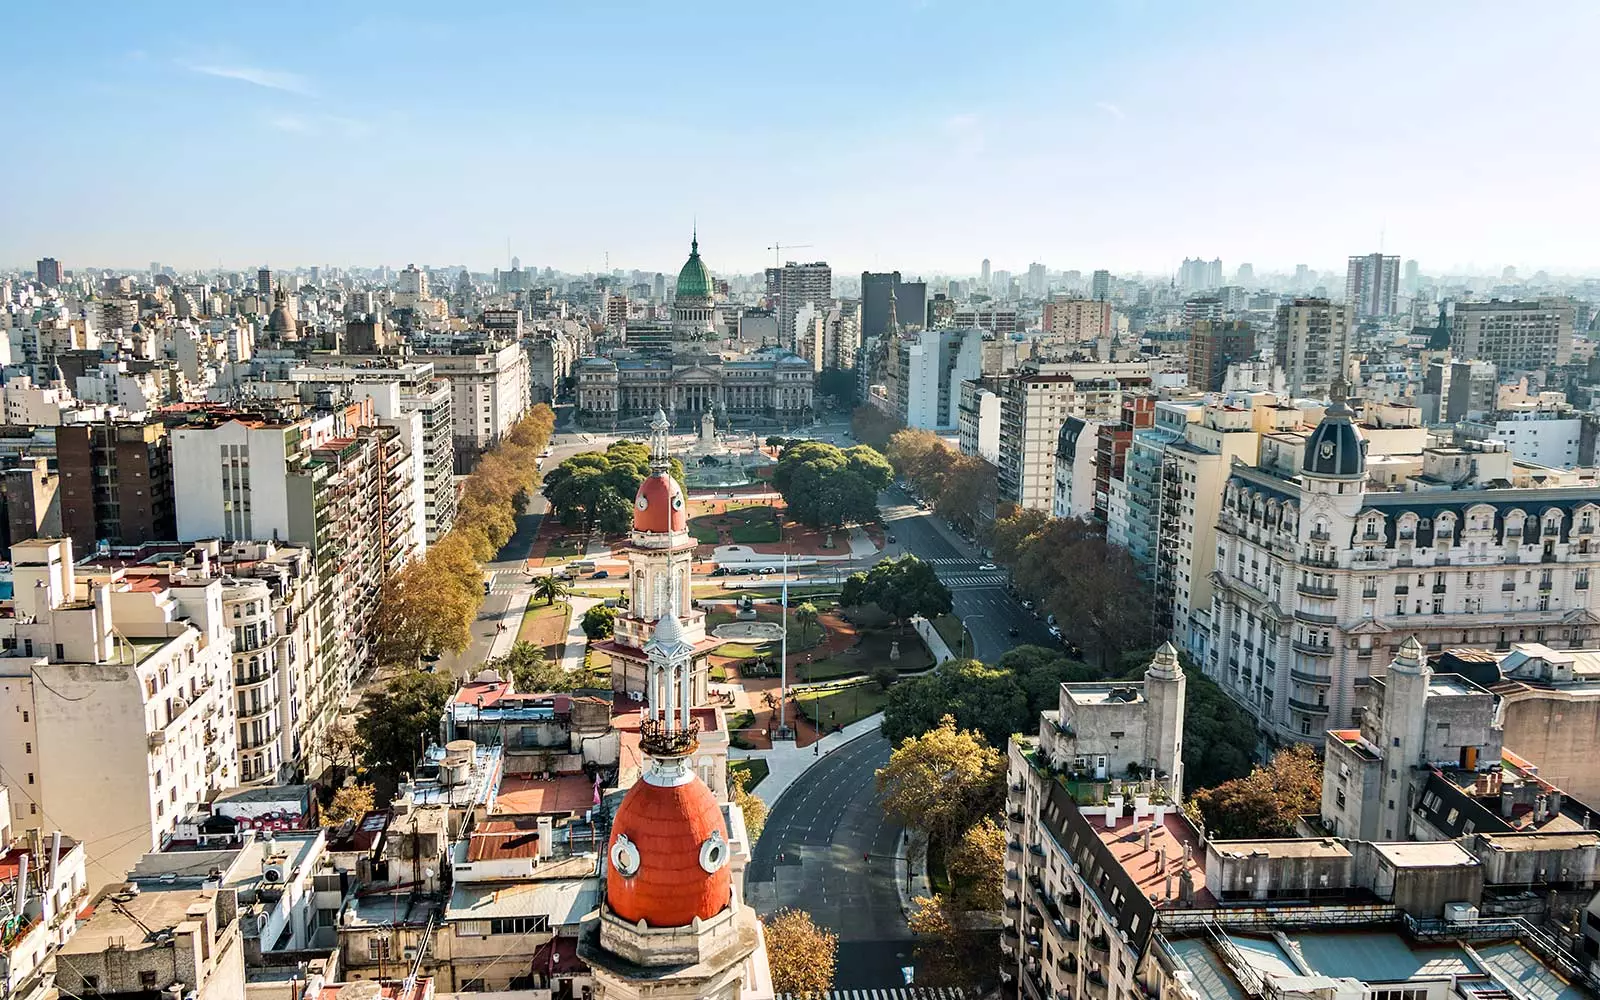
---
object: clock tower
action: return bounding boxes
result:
[594,408,715,706]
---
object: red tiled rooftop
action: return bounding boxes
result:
[494,774,600,815]
[453,680,512,706]
[1088,809,1214,908]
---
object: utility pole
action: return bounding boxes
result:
[778,552,790,737]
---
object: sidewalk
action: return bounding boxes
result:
[561,595,599,674]
[912,616,956,664]
[729,710,884,806]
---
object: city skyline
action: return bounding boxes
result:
[5,2,1600,275]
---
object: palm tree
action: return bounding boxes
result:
[794,601,819,650]
[532,573,569,606]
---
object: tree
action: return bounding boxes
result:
[581,603,617,640]
[532,574,570,606]
[794,602,819,649]
[841,554,952,630]
[876,715,1005,848]
[1189,744,1322,840]
[357,669,453,792]
[772,440,889,529]
[765,435,788,450]
[372,558,478,666]
[313,718,363,787]
[989,506,1051,565]
[935,454,998,536]
[869,664,900,692]
[322,785,376,826]
[850,405,903,450]
[489,641,571,693]
[731,769,768,843]
[762,909,837,997]
[908,893,997,989]
[542,441,685,532]
[1045,537,1153,666]
[881,659,1030,749]
[946,817,1006,911]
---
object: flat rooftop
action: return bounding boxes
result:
[1427,675,1485,697]
[1369,840,1477,869]
[494,774,600,815]
[1062,681,1147,706]
[63,886,219,954]
[1327,728,1381,762]
[1089,808,1214,908]
[1210,838,1352,861]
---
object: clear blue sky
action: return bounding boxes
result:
[4,1,1597,277]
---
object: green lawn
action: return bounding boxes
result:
[728,709,759,749]
[796,682,888,730]
[717,641,769,660]
[932,614,966,655]
[688,520,722,544]
[803,626,932,680]
[709,661,728,682]
[729,758,770,792]
[729,521,781,544]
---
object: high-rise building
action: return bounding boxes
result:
[1236,262,1255,286]
[1345,253,1400,317]
[892,328,985,431]
[1186,319,1256,392]
[1091,269,1111,301]
[1403,258,1420,292]
[860,271,927,339]
[1293,263,1311,290]
[35,258,62,287]
[775,260,831,348]
[55,419,177,553]
[1448,298,1574,374]
[1274,298,1352,397]
[1179,257,1222,291]
[257,266,272,298]
[418,341,532,468]
[1027,262,1048,297]
[981,258,991,289]
[1042,298,1111,343]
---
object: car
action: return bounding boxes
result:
[1007,626,1020,637]
[591,570,609,579]
[709,567,727,577]
[760,566,778,574]
[887,534,897,544]
[978,562,997,571]
[1048,625,1062,638]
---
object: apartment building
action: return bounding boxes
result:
[0,539,237,880]
[892,327,984,431]
[0,783,90,1000]
[1346,252,1400,318]
[1052,416,1101,520]
[418,341,531,469]
[1003,645,1600,1000]
[84,539,318,785]
[1042,297,1111,343]
[56,881,245,1000]
[1449,299,1575,375]
[996,363,1152,512]
[1275,298,1352,398]
[55,418,177,553]
[954,304,1021,337]
[1185,320,1255,392]
[958,378,1002,465]
[774,260,832,348]
[1209,402,1600,745]
[1458,404,1583,469]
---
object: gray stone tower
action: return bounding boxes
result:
[1375,635,1430,840]
[1144,641,1188,799]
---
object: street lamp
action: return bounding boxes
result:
[960,614,985,660]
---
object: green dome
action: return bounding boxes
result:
[675,233,714,301]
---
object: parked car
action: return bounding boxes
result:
[887,534,897,544]
[1007,626,1020,637]
[591,570,609,579]
[709,567,727,577]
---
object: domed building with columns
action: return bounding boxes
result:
[671,231,717,337]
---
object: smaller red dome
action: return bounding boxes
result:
[606,774,731,927]
[632,473,687,534]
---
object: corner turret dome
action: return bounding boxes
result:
[1302,399,1367,479]
[675,233,713,302]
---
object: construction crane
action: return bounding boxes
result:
[767,242,814,269]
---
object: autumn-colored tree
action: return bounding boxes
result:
[372,558,477,665]
[1189,743,1322,840]
[886,428,947,488]
[989,506,1050,564]
[762,909,838,997]
[322,785,376,826]
[730,769,768,843]
[908,893,997,988]
[876,715,1006,848]
[935,453,998,536]
[946,817,1006,910]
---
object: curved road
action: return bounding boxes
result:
[745,734,917,988]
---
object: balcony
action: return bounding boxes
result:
[1302,553,1339,569]
[1085,972,1109,1000]
[1289,667,1332,686]
[1088,933,1110,955]
[1295,609,1338,625]
[1291,639,1334,656]
[1296,582,1338,597]
[1503,582,1517,591]
[1289,697,1330,715]
[1362,588,1379,598]
[1309,529,1331,542]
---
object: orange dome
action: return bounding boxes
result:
[633,473,687,534]
[605,772,732,927]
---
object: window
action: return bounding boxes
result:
[140,971,158,989]
[489,915,550,935]
[368,938,392,961]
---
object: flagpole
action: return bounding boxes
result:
[778,552,790,737]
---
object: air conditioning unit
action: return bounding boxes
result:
[402,947,418,961]
[261,861,289,884]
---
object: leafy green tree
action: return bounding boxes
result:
[581,603,617,639]
[841,554,953,629]
[794,602,819,648]
[532,574,569,606]
[357,669,453,792]
[881,659,1030,749]
[542,442,684,531]
[772,440,888,528]
[489,641,571,693]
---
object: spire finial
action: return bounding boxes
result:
[649,407,671,470]
[691,220,698,255]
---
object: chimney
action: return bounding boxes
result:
[1502,787,1516,818]
[1142,826,1152,852]
[536,816,554,861]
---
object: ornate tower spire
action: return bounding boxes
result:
[640,575,698,760]
[886,283,900,337]
[648,407,671,472]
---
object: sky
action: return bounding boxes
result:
[4,1,1599,278]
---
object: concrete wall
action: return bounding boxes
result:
[1499,693,1600,802]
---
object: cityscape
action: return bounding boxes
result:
[8,5,1600,1000]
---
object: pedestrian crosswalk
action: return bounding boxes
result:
[776,990,968,1000]
[944,572,1008,589]
[487,571,523,593]
[925,557,979,567]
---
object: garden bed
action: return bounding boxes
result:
[795,681,887,730]
[518,599,571,662]
[728,758,770,792]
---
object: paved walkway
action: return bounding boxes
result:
[561,595,600,674]
[730,711,885,806]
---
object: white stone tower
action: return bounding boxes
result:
[1144,641,1188,798]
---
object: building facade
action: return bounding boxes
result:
[574,350,814,427]
[1345,252,1400,318]
[1275,298,1352,398]
[1449,299,1575,375]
